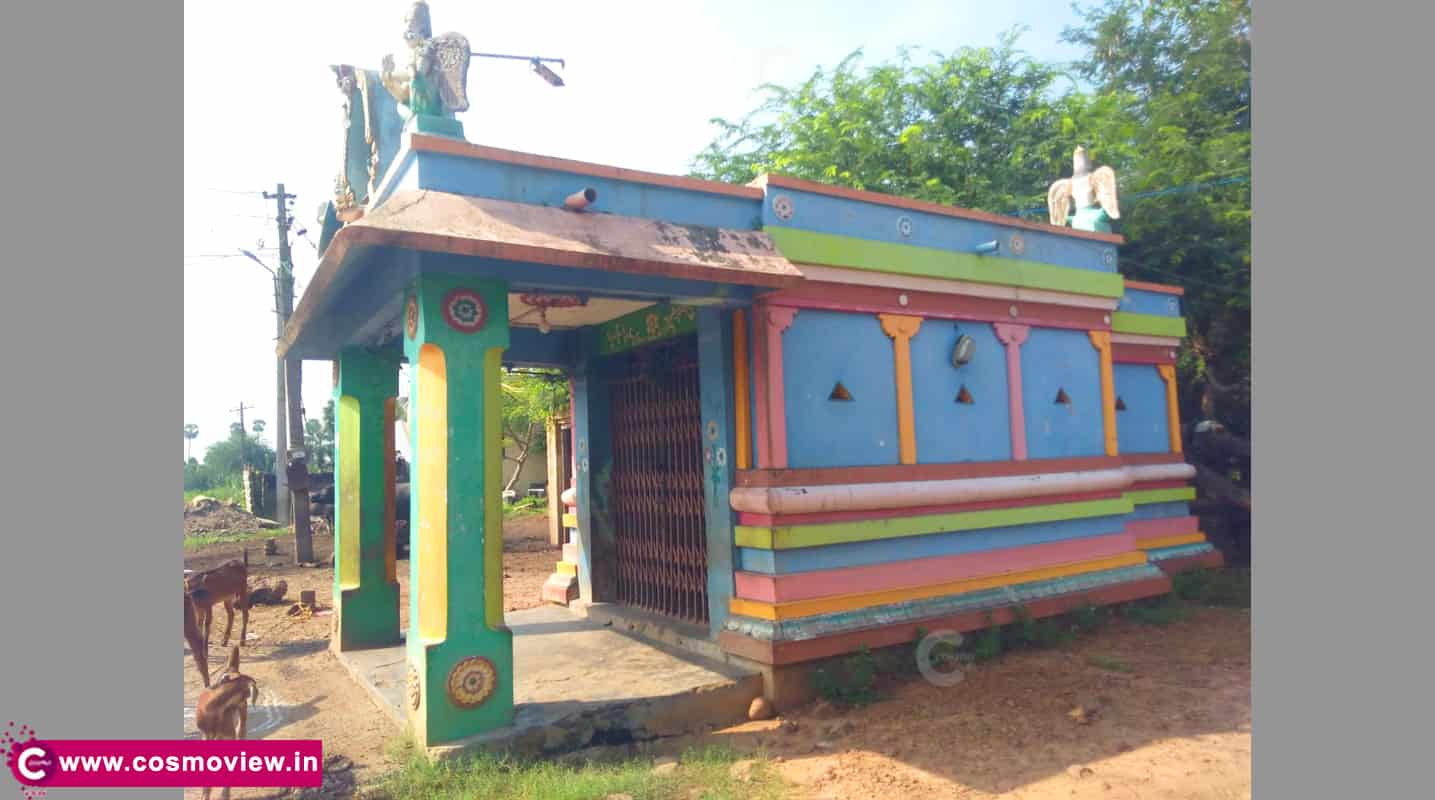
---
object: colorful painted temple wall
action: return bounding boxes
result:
[715,178,1219,666]
[311,132,1220,683]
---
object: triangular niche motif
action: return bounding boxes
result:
[1115,396,1127,411]
[956,385,974,404]
[1054,388,1071,405]
[829,381,854,402]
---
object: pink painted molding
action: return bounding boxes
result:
[756,304,798,469]
[733,530,1138,603]
[736,489,1124,528]
[766,281,1112,332]
[1128,516,1199,541]
[729,461,1196,515]
[993,323,1031,461]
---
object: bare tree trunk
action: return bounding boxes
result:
[502,422,539,494]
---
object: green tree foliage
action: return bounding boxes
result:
[500,370,569,494]
[689,0,1251,433]
[1062,0,1251,433]
[304,399,336,472]
[203,426,276,476]
[691,33,1088,214]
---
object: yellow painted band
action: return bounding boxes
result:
[556,561,578,577]
[336,395,362,591]
[733,309,752,470]
[415,343,448,644]
[1137,532,1207,550]
[562,512,578,529]
[727,550,1148,621]
[484,347,505,629]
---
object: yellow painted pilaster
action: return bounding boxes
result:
[1088,330,1118,456]
[878,314,924,465]
[1157,364,1183,454]
[733,309,752,470]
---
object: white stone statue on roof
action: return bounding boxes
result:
[1047,146,1121,233]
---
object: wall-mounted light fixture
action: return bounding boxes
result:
[973,240,1000,255]
[952,330,976,368]
[564,187,597,211]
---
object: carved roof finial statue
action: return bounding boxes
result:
[380,2,471,128]
[1047,146,1121,233]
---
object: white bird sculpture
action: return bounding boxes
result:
[1047,146,1121,233]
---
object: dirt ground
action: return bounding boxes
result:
[181,513,557,798]
[183,520,1250,799]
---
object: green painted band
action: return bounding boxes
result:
[1111,311,1187,338]
[765,226,1126,299]
[1125,487,1196,505]
[734,497,1135,550]
[596,302,699,356]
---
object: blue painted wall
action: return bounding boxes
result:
[1119,288,1182,317]
[1128,501,1191,521]
[781,310,900,468]
[1114,363,1170,454]
[759,187,1117,273]
[697,308,738,635]
[910,321,1011,463]
[403,152,763,231]
[1020,328,1105,459]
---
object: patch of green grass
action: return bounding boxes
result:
[183,529,274,551]
[375,744,788,800]
[1172,567,1251,608]
[503,495,547,518]
[184,475,245,507]
[1087,655,1134,673]
[1121,594,1190,626]
[813,645,880,707]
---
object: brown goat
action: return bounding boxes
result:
[184,586,211,688]
[194,645,259,800]
[185,560,249,649]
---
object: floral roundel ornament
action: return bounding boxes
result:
[447,655,499,708]
[441,288,488,333]
[404,294,419,340]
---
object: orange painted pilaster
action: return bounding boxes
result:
[733,309,752,470]
[1088,330,1118,456]
[878,314,924,465]
[1157,364,1183,454]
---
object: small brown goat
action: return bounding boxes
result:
[184,586,211,688]
[185,560,250,650]
[194,645,259,800]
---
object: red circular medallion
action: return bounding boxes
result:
[441,289,487,333]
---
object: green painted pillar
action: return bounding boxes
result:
[332,346,402,651]
[401,274,513,747]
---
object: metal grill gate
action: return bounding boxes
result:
[608,335,708,625]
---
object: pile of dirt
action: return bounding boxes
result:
[184,496,270,536]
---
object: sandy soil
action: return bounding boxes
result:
[182,520,1250,799]
[691,606,1252,800]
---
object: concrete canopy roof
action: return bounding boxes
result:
[279,188,803,359]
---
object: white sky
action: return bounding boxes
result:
[183,0,1085,461]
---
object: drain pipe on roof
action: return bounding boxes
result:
[564,187,597,211]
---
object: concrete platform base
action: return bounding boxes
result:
[335,605,762,761]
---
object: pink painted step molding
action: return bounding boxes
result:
[1127,516,1199,541]
[733,529,1138,604]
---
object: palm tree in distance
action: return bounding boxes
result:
[183,423,199,461]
